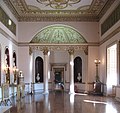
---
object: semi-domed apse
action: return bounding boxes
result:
[30,24,87,44]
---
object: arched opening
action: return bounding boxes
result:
[13,51,18,83]
[74,56,82,83]
[35,57,43,83]
[5,47,10,84]
[13,51,17,67]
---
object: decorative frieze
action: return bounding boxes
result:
[29,44,88,54]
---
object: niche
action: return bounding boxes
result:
[35,57,43,83]
[74,56,82,83]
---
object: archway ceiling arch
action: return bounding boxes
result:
[30,25,87,44]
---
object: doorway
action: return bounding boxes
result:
[107,43,117,95]
[53,68,64,91]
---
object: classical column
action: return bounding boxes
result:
[70,94,74,113]
[44,95,49,113]
[29,47,34,94]
[68,49,74,94]
[43,48,49,94]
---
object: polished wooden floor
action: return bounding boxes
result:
[8,91,120,113]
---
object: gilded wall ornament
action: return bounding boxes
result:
[29,45,88,53]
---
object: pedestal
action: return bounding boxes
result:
[92,82,104,96]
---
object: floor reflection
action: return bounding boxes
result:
[9,91,120,113]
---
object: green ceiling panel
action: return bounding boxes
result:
[30,24,87,44]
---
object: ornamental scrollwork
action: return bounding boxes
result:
[37,0,81,9]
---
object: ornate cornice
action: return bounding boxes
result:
[3,0,114,22]
[18,15,98,22]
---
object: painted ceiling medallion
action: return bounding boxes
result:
[37,0,81,9]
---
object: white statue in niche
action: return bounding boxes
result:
[77,73,82,82]
[36,73,40,82]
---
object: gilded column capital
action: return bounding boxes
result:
[84,46,88,55]
[43,47,48,55]
[68,48,74,55]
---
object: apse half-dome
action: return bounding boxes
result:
[30,24,87,44]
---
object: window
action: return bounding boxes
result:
[107,43,117,94]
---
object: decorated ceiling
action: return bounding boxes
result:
[30,24,87,44]
[3,0,114,22]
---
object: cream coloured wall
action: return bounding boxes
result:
[99,0,120,95]
[88,46,99,83]
[99,33,120,84]
[0,0,100,93]
[18,48,89,91]
[18,46,31,83]
[18,22,99,43]
[0,1,19,99]
[17,21,99,92]
[0,33,18,84]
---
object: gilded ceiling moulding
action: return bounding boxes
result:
[3,0,115,22]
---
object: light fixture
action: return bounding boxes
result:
[4,65,9,74]
[94,59,100,82]
[94,59,100,64]
[4,65,10,84]
[8,19,12,25]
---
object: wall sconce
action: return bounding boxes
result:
[4,65,9,74]
[94,59,100,82]
[4,65,10,84]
